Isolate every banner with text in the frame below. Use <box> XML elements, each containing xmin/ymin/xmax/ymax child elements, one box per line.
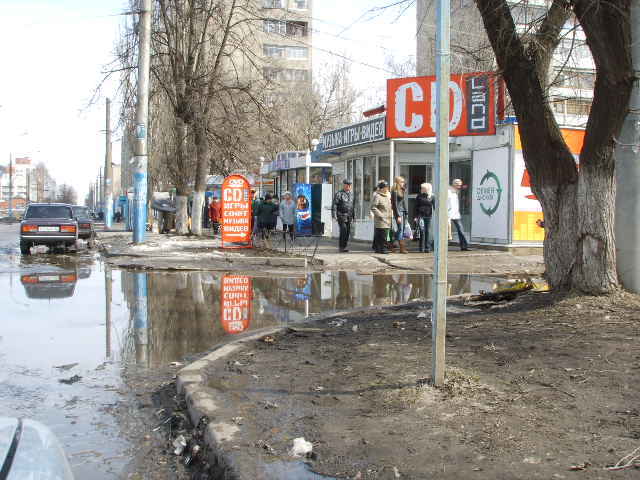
<box><xmin>387</xmin><ymin>72</ymin><xmax>496</xmax><ymax>138</ymax></box>
<box><xmin>220</xmin><ymin>275</ymin><xmax>253</xmax><ymax>334</ymax></box>
<box><xmin>320</xmin><ymin>116</ymin><xmax>386</xmax><ymax>151</ymax></box>
<box><xmin>221</xmin><ymin>174</ymin><xmax>252</xmax><ymax>248</ymax></box>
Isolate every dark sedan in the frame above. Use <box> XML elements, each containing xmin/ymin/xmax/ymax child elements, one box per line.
<box><xmin>71</xmin><ymin>205</ymin><xmax>96</xmax><ymax>248</ymax></box>
<box><xmin>20</xmin><ymin>204</ymin><xmax>78</xmax><ymax>255</ymax></box>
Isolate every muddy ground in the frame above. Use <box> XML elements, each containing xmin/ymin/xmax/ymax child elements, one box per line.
<box><xmin>209</xmin><ymin>291</ymin><xmax>640</xmax><ymax>479</ymax></box>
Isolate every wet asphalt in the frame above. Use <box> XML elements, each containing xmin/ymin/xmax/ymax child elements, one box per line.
<box><xmin>0</xmin><ymin>223</ymin><xmax>500</xmax><ymax>479</ymax></box>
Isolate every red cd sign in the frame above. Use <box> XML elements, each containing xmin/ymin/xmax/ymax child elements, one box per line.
<box><xmin>387</xmin><ymin>72</ymin><xmax>496</xmax><ymax>138</ymax></box>
<box><xmin>221</xmin><ymin>174</ymin><xmax>252</xmax><ymax>248</ymax></box>
<box><xmin>220</xmin><ymin>275</ymin><xmax>253</xmax><ymax>334</ymax></box>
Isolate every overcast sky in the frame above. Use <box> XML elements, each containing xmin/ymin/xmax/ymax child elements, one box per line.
<box><xmin>0</xmin><ymin>0</ymin><xmax>416</xmax><ymax>202</ymax></box>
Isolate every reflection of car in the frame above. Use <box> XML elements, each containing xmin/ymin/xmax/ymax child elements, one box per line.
<box><xmin>20</xmin><ymin>204</ymin><xmax>78</xmax><ymax>255</ymax></box>
<box><xmin>71</xmin><ymin>205</ymin><xmax>96</xmax><ymax>248</ymax></box>
<box><xmin>0</xmin><ymin>417</ymin><xmax>74</xmax><ymax>479</ymax></box>
<box><xmin>21</xmin><ymin>269</ymin><xmax>78</xmax><ymax>299</ymax></box>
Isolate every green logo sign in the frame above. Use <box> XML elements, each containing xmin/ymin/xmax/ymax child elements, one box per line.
<box><xmin>477</xmin><ymin>170</ymin><xmax>502</xmax><ymax>216</ymax></box>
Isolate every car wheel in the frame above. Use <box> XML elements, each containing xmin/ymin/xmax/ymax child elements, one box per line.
<box><xmin>20</xmin><ymin>241</ymin><xmax>31</xmax><ymax>255</ymax></box>
<box><xmin>88</xmin><ymin>236</ymin><xmax>96</xmax><ymax>249</ymax></box>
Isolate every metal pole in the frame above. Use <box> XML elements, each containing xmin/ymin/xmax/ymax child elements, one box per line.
<box><xmin>133</xmin><ymin>0</ymin><xmax>152</xmax><ymax>243</ymax></box>
<box><xmin>432</xmin><ymin>0</ymin><xmax>450</xmax><ymax>386</ymax></box>
<box><xmin>105</xmin><ymin>263</ymin><xmax>112</xmax><ymax>358</ymax></box>
<box><xmin>8</xmin><ymin>154</ymin><xmax>12</xmax><ymax>217</ymax></box>
<box><xmin>615</xmin><ymin>0</ymin><xmax>640</xmax><ymax>292</ymax></box>
<box><xmin>105</xmin><ymin>98</ymin><xmax>114</xmax><ymax>229</ymax></box>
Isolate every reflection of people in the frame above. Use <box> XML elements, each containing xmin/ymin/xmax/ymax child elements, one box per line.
<box><xmin>414</xmin><ymin>183</ymin><xmax>435</xmax><ymax>253</ymax></box>
<box><xmin>332</xmin><ymin>179</ymin><xmax>355</xmax><ymax>253</ymax></box>
<box><xmin>296</xmin><ymin>194</ymin><xmax>309</xmax><ymax>210</ymax></box>
<box><xmin>208</xmin><ymin>197</ymin><xmax>222</xmax><ymax>235</ymax></box>
<box><xmin>335</xmin><ymin>271</ymin><xmax>354</xmax><ymax>309</ymax></box>
<box><xmin>391</xmin><ymin>176</ymin><xmax>409</xmax><ymax>254</ymax></box>
<box><xmin>279</xmin><ymin>192</ymin><xmax>296</xmax><ymax>240</ymax></box>
<box><xmin>448</xmin><ymin>179</ymin><xmax>471</xmax><ymax>251</ymax></box>
<box><xmin>370</xmin><ymin>180</ymin><xmax>392</xmax><ymax>254</ymax></box>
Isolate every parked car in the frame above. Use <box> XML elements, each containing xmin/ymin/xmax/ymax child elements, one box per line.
<box><xmin>71</xmin><ymin>205</ymin><xmax>96</xmax><ymax>248</ymax></box>
<box><xmin>20</xmin><ymin>203</ymin><xmax>78</xmax><ymax>255</ymax></box>
<box><xmin>0</xmin><ymin>417</ymin><xmax>74</xmax><ymax>479</ymax></box>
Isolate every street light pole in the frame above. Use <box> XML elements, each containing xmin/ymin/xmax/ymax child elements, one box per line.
<box><xmin>133</xmin><ymin>0</ymin><xmax>152</xmax><ymax>243</ymax></box>
<box><xmin>105</xmin><ymin>98</ymin><xmax>114</xmax><ymax>229</ymax></box>
<box><xmin>8</xmin><ymin>154</ymin><xmax>12</xmax><ymax>217</ymax></box>
<box><xmin>432</xmin><ymin>0</ymin><xmax>451</xmax><ymax>386</ymax></box>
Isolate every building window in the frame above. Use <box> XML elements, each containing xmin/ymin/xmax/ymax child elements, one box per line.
<box><xmin>263</xmin><ymin>0</ymin><xmax>283</xmax><ymax>8</ymax></box>
<box><xmin>354</xmin><ymin>158</ymin><xmax>363</xmax><ymax>219</ymax></box>
<box><xmin>264</xmin><ymin>44</ymin><xmax>285</xmax><ymax>58</ymax></box>
<box><xmin>264</xmin><ymin>19</ymin><xmax>287</xmax><ymax>35</ymax></box>
<box><xmin>293</xmin><ymin>0</ymin><xmax>308</xmax><ymax>9</ymax></box>
<box><xmin>287</xmin><ymin>46</ymin><xmax>308</xmax><ymax>59</ymax></box>
<box><xmin>566</xmin><ymin>98</ymin><xmax>591</xmax><ymax>116</ymax></box>
<box><xmin>377</xmin><ymin>156</ymin><xmax>390</xmax><ymax>184</ymax></box>
<box><xmin>287</xmin><ymin>21</ymin><xmax>308</xmax><ymax>37</ymax></box>
<box><xmin>363</xmin><ymin>156</ymin><xmax>375</xmax><ymax>219</ymax></box>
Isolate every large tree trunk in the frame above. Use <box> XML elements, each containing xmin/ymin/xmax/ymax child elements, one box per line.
<box><xmin>190</xmin><ymin>123</ymin><xmax>209</xmax><ymax>236</ymax></box>
<box><xmin>174</xmin><ymin>118</ymin><xmax>191</xmax><ymax>235</ymax></box>
<box><xmin>474</xmin><ymin>0</ymin><xmax>633</xmax><ymax>294</ymax></box>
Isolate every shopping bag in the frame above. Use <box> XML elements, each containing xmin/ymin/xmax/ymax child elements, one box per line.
<box><xmin>403</xmin><ymin>220</ymin><xmax>413</xmax><ymax>240</ymax></box>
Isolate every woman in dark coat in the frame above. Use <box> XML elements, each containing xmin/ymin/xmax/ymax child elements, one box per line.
<box><xmin>414</xmin><ymin>182</ymin><xmax>435</xmax><ymax>253</ymax></box>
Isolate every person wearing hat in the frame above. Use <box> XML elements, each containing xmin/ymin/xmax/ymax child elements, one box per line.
<box><xmin>370</xmin><ymin>180</ymin><xmax>393</xmax><ymax>254</ymax></box>
<box><xmin>332</xmin><ymin>178</ymin><xmax>355</xmax><ymax>252</ymax></box>
<box><xmin>256</xmin><ymin>193</ymin><xmax>279</xmax><ymax>246</ymax></box>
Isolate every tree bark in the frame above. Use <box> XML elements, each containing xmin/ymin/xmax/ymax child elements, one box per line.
<box><xmin>191</xmin><ymin>122</ymin><xmax>209</xmax><ymax>236</ymax></box>
<box><xmin>175</xmin><ymin>195</ymin><xmax>189</xmax><ymax>235</ymax></box>
<box><xmin>475</xmin><ymin>0</ymin><xmax>633</xmax><ymax>294</ymax></box>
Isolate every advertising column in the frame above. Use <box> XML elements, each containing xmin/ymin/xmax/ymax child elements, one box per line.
<box><xmin>221</xmin><ymin>175</ymin><xmax>252</xmax><ymax>248</ymax></box>
<box><xmin>293</xmin><ymin>183</ymin><xmax>312</xmax><ymax>236</ymax></box>
<box><xmin>220</xmin><ymin>275</ymin><xmax>253</xmax><ymax>334</ymax></box>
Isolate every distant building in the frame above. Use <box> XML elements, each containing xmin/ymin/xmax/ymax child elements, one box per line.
<box><xmin>416</xmin><ymin>0</ymin><xmax>594</xmax><ymax>127</ymax></box>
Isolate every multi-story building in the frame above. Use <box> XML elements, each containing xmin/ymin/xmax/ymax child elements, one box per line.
<box><xmin>416</xmin><ymin>0</ymin><xmax>594</xmax><ymax>127</ymax></box>
<box><xmin>259</xmin><ymin>0</ymin><xmax>313</xmax><ymax>90</ymax></box>
<box><xmin>0</xmin><ymin>157</ymin><xmax>38</xmax><ymax>205</ymax></box>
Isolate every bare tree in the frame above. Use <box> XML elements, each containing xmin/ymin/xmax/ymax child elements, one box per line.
<box><xmin>57</xmin><ymin>184</ymin><xmax>78</xmax><ymax>205</ymax></box>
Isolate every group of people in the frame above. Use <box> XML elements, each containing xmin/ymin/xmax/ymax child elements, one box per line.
<box><xmin>332</xmin><ymin>176</ymin><xmax>471</xmax><ymax>254</ymax></box>
<box><xmin>207</xmin><ymin>190</ymin><xmax>300</xmax><ymax>240</ymax></box>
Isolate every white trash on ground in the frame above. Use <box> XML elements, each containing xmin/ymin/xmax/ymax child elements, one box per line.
<box><xmin>289</xmin><ymin>437</ymin><xmax>313</xmax><ymax>457</ymax></box>
<box><xmin>30</xmin><ymin>245</ymin><xmax>49</xmax><ymax>254</ymax></box>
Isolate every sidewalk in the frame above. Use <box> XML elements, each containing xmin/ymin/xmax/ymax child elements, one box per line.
<box><xmin>97</xmin><ymin>230</ymin><xmax>544</xmax><ymax>276</ymax></box>
<box><xmin>177</xmin><ymin>290</ymin><xmax>640</xmax><ymax>479</ymax></box>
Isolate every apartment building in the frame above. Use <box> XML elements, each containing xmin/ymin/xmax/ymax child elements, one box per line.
<box><xmin>259</xmin><ymin>0</ymin><xmax>313</xmax><ymax>87</ymax></box>
<box><xmin>416</xmin><ymin>0</ymin><xmax>594</xmax><ymax>127</ymax></box>
<box><xmin>0</xmin><ymin>157</ymin><xmax>38</xmax><ymax>204</ymax></box>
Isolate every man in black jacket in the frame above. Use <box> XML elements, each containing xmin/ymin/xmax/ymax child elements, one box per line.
<box><xmin>332</xmin><ymin>179</ymin><xmax>354</xmax><ymax>252</ymax></box>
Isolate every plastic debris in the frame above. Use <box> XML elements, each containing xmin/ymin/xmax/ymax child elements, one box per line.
<box><xmin>169</xmin><ymin>362</ymin><xmax>183</xmax><ymax>367</ymax></box>
<box><xmin>173</xmin><ymin>435</ymin><xmax>187</xmax><ymax>456</ymax></box>
<box><xmin>417</xmin><ymin>312</ymin><xmax>428</xmax><ymax>318</ymax></box>
<box><xmin>568</xmin><ymin>462</ymin><xmax>591</xmax><ymax>471</ymax></box>
<box><xmin>30</xmin><ymin>245</ymin><xmax>49</xmax><ymax>254</ymax></box>
<box><xmin>59</xmin><ymin>375</ymin><xmax>82</xmax><ymax>385</ymax></box>
<box><xmin>184</xmin><ymin>444</ymin><xmax>200</xmax><ymax>466</ymax></box>
<box><xmin>393</xmin><ymin>466</ymin><xmax>401</xmax><ymax>478</ymax></box>
<box><xmin>54</xmin><ymin>363</ymin><xmax>79</xmax><ymax>371</ymax></box>
<box><xmin>289</xmin><ymin>437</ymin><xmax>313</xmax><ymax>458</ymax></box>
<box><xmin>261</xmin><ymin>335</ymin><xmax>276</xmax><ymax>344</ymax></box>
<box><xmin>352</xmin><ymin>325</ymin><xmax>358</xmax><ymax>332</ymax></box>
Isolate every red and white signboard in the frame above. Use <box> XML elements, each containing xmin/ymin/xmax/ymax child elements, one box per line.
<box><xmin>387</xmin><ymin>72</ymin><xmax>496</xmax><ymax>138</ymax></box>
<box><xmin>220</xmin><ymin>275</ymin><xmax>253</xmax><ymax>334</ymax></box>
<box><xmin>221</xmin><ymin>174</ymin><xmax>252</xmax><ymax>248</ymax></box>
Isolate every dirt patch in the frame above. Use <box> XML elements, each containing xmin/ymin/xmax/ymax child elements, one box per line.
<box><xmin>206</xmin><ymin>291</ymin><xmax>640</xmax><ymax>479</ymax></box>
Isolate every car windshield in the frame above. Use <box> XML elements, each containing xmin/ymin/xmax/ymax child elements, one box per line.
<box><xmin>25</xmin><ymin>206</ymin><xmax>73</xmax><ymax>219</ymax></box>
<box><xmin>72</xmin><ymin>207</ymin><xmax>89</xmax><ymax>218</ymax></box>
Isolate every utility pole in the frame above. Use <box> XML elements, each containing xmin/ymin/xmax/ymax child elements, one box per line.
<box><xmin>133</xmin><ymin>0</ymin><xmax>152</xmax><ymax>243</ymax></box>
<box><xmin>98</xmin><ymin>168</ymin><xmax>103</xmax><ymax>216</ymax></box>
<box><xmin>26</xmin><ymin>168</ymin><xmax>30</xmax><ymax>204</ymax></box>
<box><xmin>615</xmin><ymin>1</ymin><xmax>640</xmax><ymax>292</ymax></box>
<box><xmin>105</xmin><ymin>98</ymin><xmax>114</xmax><ymax>229</ymax></box>
<box><xmin>8</xmin><ymin>154</ymin><xmax>13</xmax><ymax>217</ymax></box>
<box><xmin>432</xmin><ymin>0</ymin><xmax>451</xmax><ymax>386</ymax></box>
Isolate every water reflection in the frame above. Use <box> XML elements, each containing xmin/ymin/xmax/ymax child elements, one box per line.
<box><xmin>118</xmin><ymin>271</ymin><xmax>498</xmax><ymax>367</ymax></box>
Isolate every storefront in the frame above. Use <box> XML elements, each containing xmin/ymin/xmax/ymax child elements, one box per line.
<box><xmin>259</xmin><ymin>150</ymin><xmax>333</xmax><ymax>200</ymax></box>
<box><xmin>318</xmin><ymin>115</ymin><xmax>585</xmax><ymax>249</ymax></box>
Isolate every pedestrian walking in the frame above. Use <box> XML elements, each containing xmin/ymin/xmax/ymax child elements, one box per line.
<box><xmin>279</xmin><ymin>191</ymin><xmax>296</xmax><ymax>240</ymax></box>
<box><xmin>414</xmin><ymin>182</ymin><xmax>435</xmax><ymax>253</ymax></box>
<box><xmin>370</xmin><ymin>180</ymin><xmax>393</xmax><ymax>254</ymax></box>
<box><xmin>256</xmin><ymin>193</ymin><xmax>278</xmax><ymax>247</ymax></box>
<box><xmin>332</xmin><ymin>179</ymin><xmax>355</xmax><ymax>253</ymax></box>
<box><xmin>391</xmin><ymin>176</ymin><xmax>409</xmax><ymax>254</ymax></box>
<box><xmin>208</xmin><ymin>196</ymin><xmax>222</xmax><ymax>235</ymax></box>
<box><xmin>448</xmin><ymin>178</ymin><xmax>471</xmax><ymax>251</ymax></box>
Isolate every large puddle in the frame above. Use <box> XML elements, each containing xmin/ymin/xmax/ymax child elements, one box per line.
<box><xmin>0</xmin><ymin>252</ymin><xmax>505</xmax><ymax>478</ymax></box>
